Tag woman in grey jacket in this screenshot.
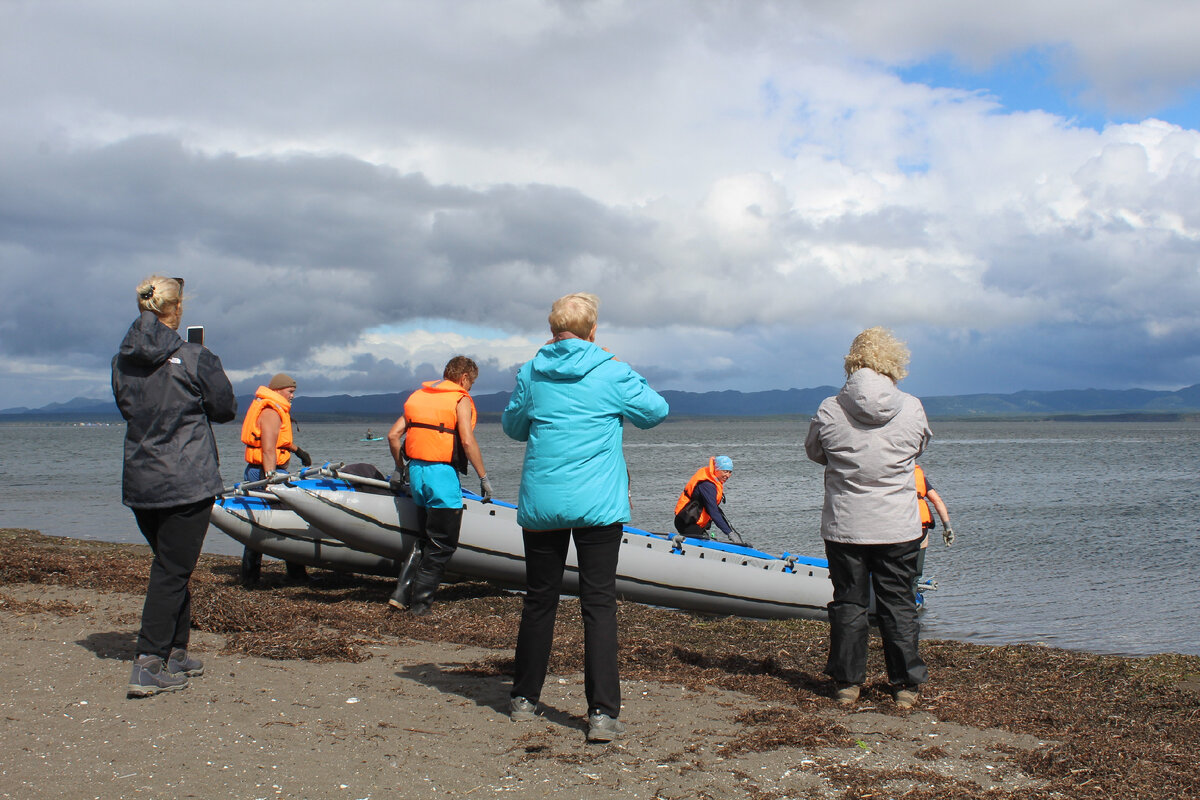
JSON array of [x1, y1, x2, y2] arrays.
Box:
[[112, 275, 237, 697], [805, 327, 932, 708]]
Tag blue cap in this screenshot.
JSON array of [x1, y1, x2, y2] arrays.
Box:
[[714, 455, 733, 471]]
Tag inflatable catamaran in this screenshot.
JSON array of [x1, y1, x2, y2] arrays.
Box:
[[210, 465, 934, 621]]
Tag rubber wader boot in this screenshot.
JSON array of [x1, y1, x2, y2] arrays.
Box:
[[407, 568, 443, 617], [388, 542, 425, 609], [240, 547, 262, 586]]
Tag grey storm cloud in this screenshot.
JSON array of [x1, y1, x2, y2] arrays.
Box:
[[0, 136, 666, 371]]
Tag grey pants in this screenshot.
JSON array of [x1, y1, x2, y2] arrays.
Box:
[[824, 537, 928, 687]]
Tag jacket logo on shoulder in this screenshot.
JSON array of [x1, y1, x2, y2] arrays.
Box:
[[169, 357, 182, 364]]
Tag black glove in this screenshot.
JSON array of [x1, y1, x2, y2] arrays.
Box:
[[389, 473, 406, 495], [942, 526, 955, 546], [294, 447, 312, 467], [479, 475, 494, 504]]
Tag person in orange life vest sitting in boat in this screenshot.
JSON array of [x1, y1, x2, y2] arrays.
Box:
[[913, 464, 954, 598], [240, 372, 313, 582], [386, 356, 492, 616], [674, 456, 736, 542]]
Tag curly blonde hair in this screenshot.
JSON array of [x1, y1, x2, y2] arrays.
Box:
[[844, 327, 910, 382]]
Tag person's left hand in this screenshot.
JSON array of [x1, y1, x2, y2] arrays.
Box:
[[479, 475, 494, 504], [294, 447, 313, 467], [942, 526, 955, 546]]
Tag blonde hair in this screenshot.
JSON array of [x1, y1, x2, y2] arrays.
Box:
[[548, 292, 599, 339], [135, 275, 183, 317], [844, 326, 910, 382]]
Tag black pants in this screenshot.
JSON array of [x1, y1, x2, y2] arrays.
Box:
[[674, 519, 711, 538], [824, 537, 928, 687], [131, 500, 212, 659], [512, 523, 622, 718]]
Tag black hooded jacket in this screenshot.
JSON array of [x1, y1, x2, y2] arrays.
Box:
[[111, 311, 237, 508]]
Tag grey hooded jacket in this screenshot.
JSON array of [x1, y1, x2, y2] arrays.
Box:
[[112, 311, 237, 509], [805, 368, 932, 545]]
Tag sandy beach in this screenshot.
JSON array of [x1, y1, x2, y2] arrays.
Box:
[[1, 528, 1197, 800]]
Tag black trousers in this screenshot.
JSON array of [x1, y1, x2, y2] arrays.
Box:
[[512, 523, 622, 719], [824, 537, 928, 687], [131, 500, 212, 659], [674, 519, 710, 538]]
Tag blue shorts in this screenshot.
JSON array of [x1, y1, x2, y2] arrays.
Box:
[[407, 460, 463, 509]]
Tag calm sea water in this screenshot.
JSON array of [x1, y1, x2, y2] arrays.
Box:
[[1, 417, 1196, 657]]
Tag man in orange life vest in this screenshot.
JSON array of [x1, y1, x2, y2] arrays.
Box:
[[674, 456, 736, 542], [241, 373, 312, 482], [386, 356, 492, 616], [240, 372, 313, 582], [914, 464, 954, 598]]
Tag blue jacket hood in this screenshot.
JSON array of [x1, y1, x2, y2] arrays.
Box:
[[531, 338, 615, 380]]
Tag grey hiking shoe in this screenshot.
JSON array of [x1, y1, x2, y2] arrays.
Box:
[[167, 648, 204, 677], [128, 654, 188, 698], [586, 712, 626, 742], [510, 696, 537, 721]]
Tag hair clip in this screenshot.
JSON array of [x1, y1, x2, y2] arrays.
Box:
[[138, 286, 155, 300]]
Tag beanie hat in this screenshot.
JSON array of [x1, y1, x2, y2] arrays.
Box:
[[714, 455, 733, 471], [268, 372, 297, 391]]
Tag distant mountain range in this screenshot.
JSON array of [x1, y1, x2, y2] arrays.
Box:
[[6, 383, 1200, 420]]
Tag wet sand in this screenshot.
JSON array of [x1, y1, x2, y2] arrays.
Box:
[[1, 528, 1197, 799]]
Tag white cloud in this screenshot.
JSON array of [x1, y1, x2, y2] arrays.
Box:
[[3, 1, 1200, 409]]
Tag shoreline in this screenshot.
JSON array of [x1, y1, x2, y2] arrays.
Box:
[[1, 528, 1197, 799]]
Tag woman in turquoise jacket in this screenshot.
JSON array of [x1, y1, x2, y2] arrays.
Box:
[[502, 292, 668, 742]]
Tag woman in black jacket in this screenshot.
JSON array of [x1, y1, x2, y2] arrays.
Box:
[[112, 275, 237, 697]]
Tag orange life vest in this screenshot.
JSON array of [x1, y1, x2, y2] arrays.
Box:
[[674, 458, 725, 529], [241, 386, 294, 468], [915, 465, 932, 527], [403, 379, 476, 472]]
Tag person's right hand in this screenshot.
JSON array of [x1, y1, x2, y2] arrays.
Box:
[[942, 526, 956, 546], [388, 474, 406, 494]]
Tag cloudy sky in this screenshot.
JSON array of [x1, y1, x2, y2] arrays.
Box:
[[4, 0, 1200, 410]]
